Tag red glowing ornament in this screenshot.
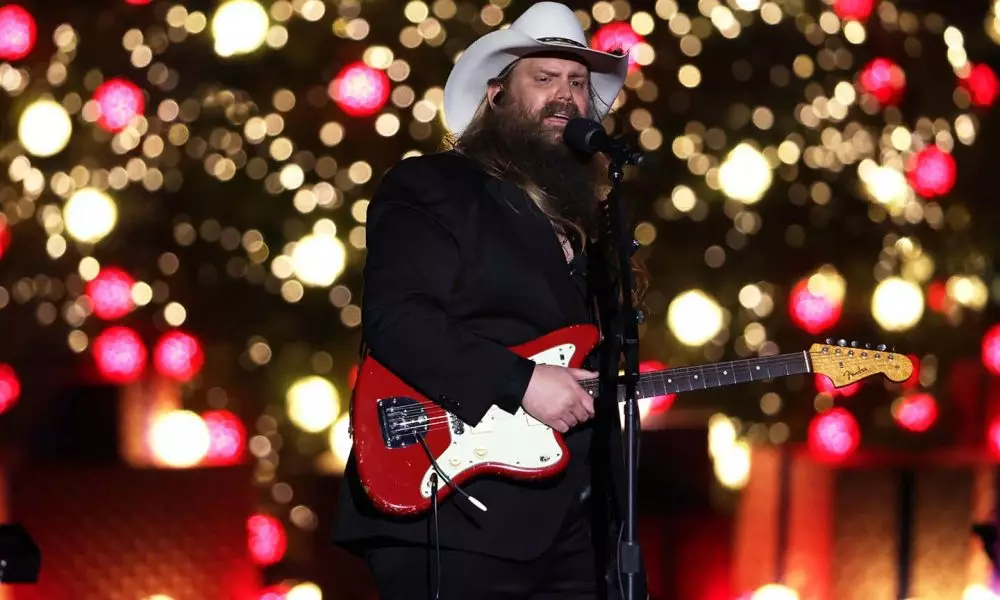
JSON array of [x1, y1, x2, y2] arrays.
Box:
[[0, 364, 21, 415], [906, 146, 956, 198], [815, 374, 862, 398], [248, 513, 287, 566], [93, 326, 147, 384], [638, 360, 676, 416], [858, 58, 906, 105], [789, 279, 842, 335], [590, 22, 645, 74], [808, 408, 860, 461], [0, 5, 36, 61], [93, 78, 145, 132], [927, 280, 951, 314], [258, 586, 289, 600], [832, 0, 875, 22], [329, 62, 390, 118], [0, 216, 9, 260], [202, 409, 246, 465], [85, 267, 135, 320], [153, 330, 205, 382], [893, 393, 937, 433], [983, 325, 1000, 376], [988, 417, 1000, 459], [960, 64, 999, 108]]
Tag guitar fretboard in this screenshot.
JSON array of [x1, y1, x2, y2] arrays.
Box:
[[579, 351, 812, 402]]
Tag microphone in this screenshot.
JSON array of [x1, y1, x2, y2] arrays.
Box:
[[563, 118, 646, 166]]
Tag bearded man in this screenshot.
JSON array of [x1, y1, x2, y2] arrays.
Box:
[[334, 3, 647, 598]]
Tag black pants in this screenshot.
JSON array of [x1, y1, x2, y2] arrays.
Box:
[[364, 506, 599, 599]]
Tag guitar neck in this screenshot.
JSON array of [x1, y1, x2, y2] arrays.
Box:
[[579, 351, 812, 402]]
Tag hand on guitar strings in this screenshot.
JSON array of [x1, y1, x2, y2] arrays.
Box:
[[521, 365, 597, 433]]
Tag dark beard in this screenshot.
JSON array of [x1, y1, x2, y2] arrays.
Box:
[[455, 99, 606, 237]]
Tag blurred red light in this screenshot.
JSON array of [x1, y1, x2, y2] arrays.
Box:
[[590, 22, 644, 74], [983, 324, 1000, 376], [0, 5, 36, 61], [0, 216, 9, 260], [789, 279, 842, 335], [248, 514, 287, 566], [988, 417, 1000, 459], [93, 326, 147, 383], [858, 58, 906, 105], [815, 374, 862, 398], [258, 585, 289, 600], [832, 0, 874, 21], [961, 63, 999, 108], [203, 410, 246, 465], [125, 0, 153, 5], [85, 267, 135, 320], [0, 364, 21, 415], [638, 359, 676, 415], [927, 280, 950, 314], [329, 62, 390, 118], [893, 393, 937, 432], [906, 146, 956, 198], [153, 330, 205, 382], [93, 78, 145, 132], [808, 408, 860, 461]]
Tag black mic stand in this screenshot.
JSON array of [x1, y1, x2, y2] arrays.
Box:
[[601, 146, 645, 600]]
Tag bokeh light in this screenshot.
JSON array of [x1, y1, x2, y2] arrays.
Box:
[[871, 277, 924, 332], [212, 0, 269, 57], [92, 78, 145, 132], [788, 268, 845, 335], [988, 416, 1000, 459], [0, 364, 21, 415], [329, 61, 391, 118], [964, 584, 1000, 600], [0, 216, 10, 260], [892, 393, 938, 433], [153, 330, 205, 382], [248, 513, 287, 566], [983, 324, 1000, 375], [718, 143, 772, 204], [808, 408, 860, 462], [752, 584, 800, 600], [0, 5, 36, 61], [815, 374, 862, 398], [858, 58, 906, 105], [590, 21, 645, 73], [961, 63, 999, 107], [291, 233, 347, 287], [18, 99, 73, 158], [286, 582, 322, 600], [149, 410, 211, 468], [85, 267, 136, 320], [833, 0, 874, 22], [286, 376, 340, 433], [906, 146, 957, 198], [92, 326, 147, 383], [713, 439, 751, 490], [328, 412, 353, 473], [667, 289, 724, 346], [64, 188, 118, 244], [203, 409, 247, 465]]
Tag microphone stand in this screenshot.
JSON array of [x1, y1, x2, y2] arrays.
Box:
[[601, 146, 645, 600]]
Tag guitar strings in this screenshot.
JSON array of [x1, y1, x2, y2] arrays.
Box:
[[381, 353, 881, 436], [382, 353, 812, 425]]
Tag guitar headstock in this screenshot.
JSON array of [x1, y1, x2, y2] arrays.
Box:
[[809, 338, 914, 388]]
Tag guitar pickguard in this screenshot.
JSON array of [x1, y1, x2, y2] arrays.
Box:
[[418, 343, 578, 498]]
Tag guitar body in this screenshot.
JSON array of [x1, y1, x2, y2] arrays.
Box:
[[351, 324, 600, 516]]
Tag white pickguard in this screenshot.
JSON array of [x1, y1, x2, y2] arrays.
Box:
[[419, 343, 578, 498]]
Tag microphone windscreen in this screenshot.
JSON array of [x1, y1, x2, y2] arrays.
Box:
[[563, 118, 603, 155]]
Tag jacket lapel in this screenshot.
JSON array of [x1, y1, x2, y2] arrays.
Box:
[[484, 177, 586, 325]]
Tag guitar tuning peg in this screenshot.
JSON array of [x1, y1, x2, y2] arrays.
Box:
[[877, 344, 887, 352], [850, 340, 859, 348], [825, 338, 834, 345], [838, 339, 847, 346], [865, 343, 872, 350]]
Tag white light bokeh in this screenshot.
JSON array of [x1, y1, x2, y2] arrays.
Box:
[[18, 99, 73, 157]]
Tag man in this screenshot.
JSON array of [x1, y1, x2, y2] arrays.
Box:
[[334, 3, 644, 598]]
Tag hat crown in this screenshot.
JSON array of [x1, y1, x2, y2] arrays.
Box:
[[509, 2, 587, 47]]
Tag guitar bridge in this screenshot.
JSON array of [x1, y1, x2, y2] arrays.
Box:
[[377, 396, 429, 449]]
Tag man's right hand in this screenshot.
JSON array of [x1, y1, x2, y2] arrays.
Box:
[[521, 364, 597, 433]]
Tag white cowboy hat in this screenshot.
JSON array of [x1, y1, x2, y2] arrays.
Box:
[[443, 1, 629, 136]]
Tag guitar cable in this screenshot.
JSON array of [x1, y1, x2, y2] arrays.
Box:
[[416, 434, 488, 513]]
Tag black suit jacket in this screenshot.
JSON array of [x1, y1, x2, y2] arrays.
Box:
[[333, 151, 627, 569]]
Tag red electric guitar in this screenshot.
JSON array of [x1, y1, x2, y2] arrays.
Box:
[[350, 324, 914, 516]]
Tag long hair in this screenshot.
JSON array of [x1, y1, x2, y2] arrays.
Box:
[[446, 62, 649, 307]]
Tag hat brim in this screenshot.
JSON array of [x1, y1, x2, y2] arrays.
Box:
[[443, 29, 628, 136]]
